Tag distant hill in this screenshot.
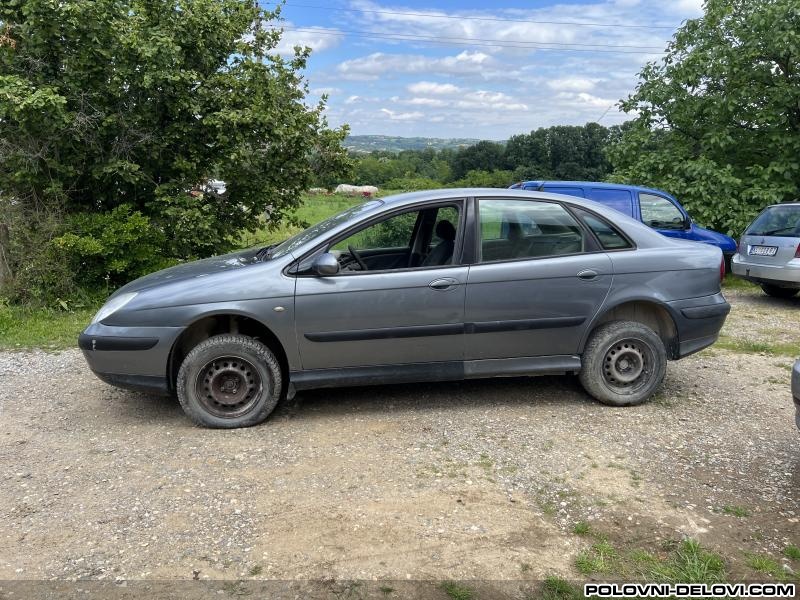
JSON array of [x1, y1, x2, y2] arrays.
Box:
[[345, 135, 482, 153]]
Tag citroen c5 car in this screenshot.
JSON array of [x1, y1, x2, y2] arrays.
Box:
[[731, 202, 800, 298], [79, 189, 730, 428]]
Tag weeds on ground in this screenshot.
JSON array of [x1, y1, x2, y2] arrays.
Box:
[[721, 504, 750, 517], [784, 545, 800, 561], [440, 581, 474, 600], [539, 576, 584, 600]]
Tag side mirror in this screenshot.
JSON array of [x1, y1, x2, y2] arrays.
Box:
[[311, 252, 340, 276]]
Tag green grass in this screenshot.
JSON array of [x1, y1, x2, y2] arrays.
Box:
[[576, 540, 619, 574], [721, 504, 750, 518], [440, 581, 474, 600], [575, 539, 726, 583], [247, 564, 263, 576], [572, 521, 591, 536], [722, 275, 758, 290], [0, 304, 98, 350], [745, 553, 789, 580], [715, 335, 800, 357], [784, 545, 800, 561], [539, 576, 584, 600]]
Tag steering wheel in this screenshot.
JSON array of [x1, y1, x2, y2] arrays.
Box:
[[348, 245, 368, 271]]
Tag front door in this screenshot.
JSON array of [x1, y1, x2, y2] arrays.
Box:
[[294, 202, 467, 370], [465, 197, 612, 360]]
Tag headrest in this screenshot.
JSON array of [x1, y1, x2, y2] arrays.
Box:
[[435, 220, 456, 241]]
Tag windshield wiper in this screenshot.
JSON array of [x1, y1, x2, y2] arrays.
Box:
[[757, 226, 798, 236], [256, 243, 277, 261]]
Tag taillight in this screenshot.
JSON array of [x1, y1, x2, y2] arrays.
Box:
[[795, 243, 800, 258], [738, 238, 746, 255], [720, 257, 726, 281]]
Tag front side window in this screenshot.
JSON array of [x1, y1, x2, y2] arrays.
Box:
[[639, 193, 686, 230], [326, 204, 461, 272], [478, 199, 584, 262]]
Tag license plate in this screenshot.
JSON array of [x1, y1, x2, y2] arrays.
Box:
[[749, 245, 778, 256]]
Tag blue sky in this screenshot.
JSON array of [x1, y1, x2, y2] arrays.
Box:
[[265, 0, 704, 139]]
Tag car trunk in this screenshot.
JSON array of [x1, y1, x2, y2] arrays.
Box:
[[740, 234, 800, 265]]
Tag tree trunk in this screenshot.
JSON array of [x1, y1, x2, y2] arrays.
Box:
[[0, 223, 11, 294]]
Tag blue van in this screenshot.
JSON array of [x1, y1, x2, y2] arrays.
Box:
[[509, 181, 737, 268]]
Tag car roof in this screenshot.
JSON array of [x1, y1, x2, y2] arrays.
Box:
[[514, 180, 676, 197]]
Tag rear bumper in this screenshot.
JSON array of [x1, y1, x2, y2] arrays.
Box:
[[667, 293, 730, 359], [731, 254, 800, 287], [792, 360, 800, 431]]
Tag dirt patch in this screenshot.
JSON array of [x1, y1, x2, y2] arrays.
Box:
[[0, 291, 798, 585]]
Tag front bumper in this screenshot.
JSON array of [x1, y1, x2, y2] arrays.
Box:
[[792, 360, 800, 431], [666, 293, 731, 358], [79, 322, 184, 396], [731, 254, 800, 287]]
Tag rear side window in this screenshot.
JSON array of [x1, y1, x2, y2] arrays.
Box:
[[574, 209, 631, 250], [478, 199, 585, 262], [586, 188, 634, 217]]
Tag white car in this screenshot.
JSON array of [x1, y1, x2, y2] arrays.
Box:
[[732, 203, 800, 298]]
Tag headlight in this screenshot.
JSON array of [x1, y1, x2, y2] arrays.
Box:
[[91, 292, 138, 324]]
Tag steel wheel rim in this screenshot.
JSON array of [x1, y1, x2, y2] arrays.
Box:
[[601, 337, 654, 395], [195, 356, 264, 418]]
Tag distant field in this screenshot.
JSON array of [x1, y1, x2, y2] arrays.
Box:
[[240, 190, 399, 249]]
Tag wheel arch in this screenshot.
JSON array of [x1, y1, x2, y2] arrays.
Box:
[[167, 311, 290, 393], [581, 298, 680, 359]]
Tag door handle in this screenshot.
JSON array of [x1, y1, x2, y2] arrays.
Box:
[[429, 277, 459, 290], [577, 269, 598, 281]]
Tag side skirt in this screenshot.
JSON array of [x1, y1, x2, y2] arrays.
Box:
[[290, 355, 582, 392]]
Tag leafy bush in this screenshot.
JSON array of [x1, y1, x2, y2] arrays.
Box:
[[54, 205, 175, 292], [383, 176, 444, 191], [452, 169, 516, 188]]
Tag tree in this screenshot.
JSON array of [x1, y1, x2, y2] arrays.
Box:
[[0, 0, 349, 296], [450, 140, 505, 180], [607, 0, 800, 235]]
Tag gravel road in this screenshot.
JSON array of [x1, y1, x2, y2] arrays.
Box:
[[1, 288, 798, 590]]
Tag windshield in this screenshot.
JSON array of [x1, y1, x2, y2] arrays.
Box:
[[268, 200, 383, 259], [745, 205, 800, 237]]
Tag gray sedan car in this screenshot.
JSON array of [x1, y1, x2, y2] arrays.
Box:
[[732, 202, 800, 298], [79, 189, 730, 428]]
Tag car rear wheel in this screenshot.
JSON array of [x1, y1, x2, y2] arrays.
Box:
[[579, 321, 666, 407], [176, 334, 283, 428], [761, 284, 798, 299]]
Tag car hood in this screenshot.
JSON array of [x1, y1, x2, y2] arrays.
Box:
[[114, 247, 262, 296]]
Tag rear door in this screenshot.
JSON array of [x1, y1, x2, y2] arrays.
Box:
[[464, 197, 612, 360]]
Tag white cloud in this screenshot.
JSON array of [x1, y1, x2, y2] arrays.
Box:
[[406, 97, 448, 106], [547, 77, 598, 92], [337, 51, 505, 80], [345, 95, 361, 104], [380, 108, 425, 121], [407, 81, 462, 95], [274, 23, 343, 57]]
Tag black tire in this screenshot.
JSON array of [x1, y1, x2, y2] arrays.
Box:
[[761, 284, 798, 299], [579, 321, 666, 407], [176, 334, 283, 428]]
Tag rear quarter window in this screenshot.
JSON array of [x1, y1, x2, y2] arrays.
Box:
[[586, 188, 634, 217]]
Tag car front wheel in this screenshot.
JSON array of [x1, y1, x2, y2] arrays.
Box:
[[176, 334, 283, 428], [579, 321, 666, 407], [761, 284, 798, 299]]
